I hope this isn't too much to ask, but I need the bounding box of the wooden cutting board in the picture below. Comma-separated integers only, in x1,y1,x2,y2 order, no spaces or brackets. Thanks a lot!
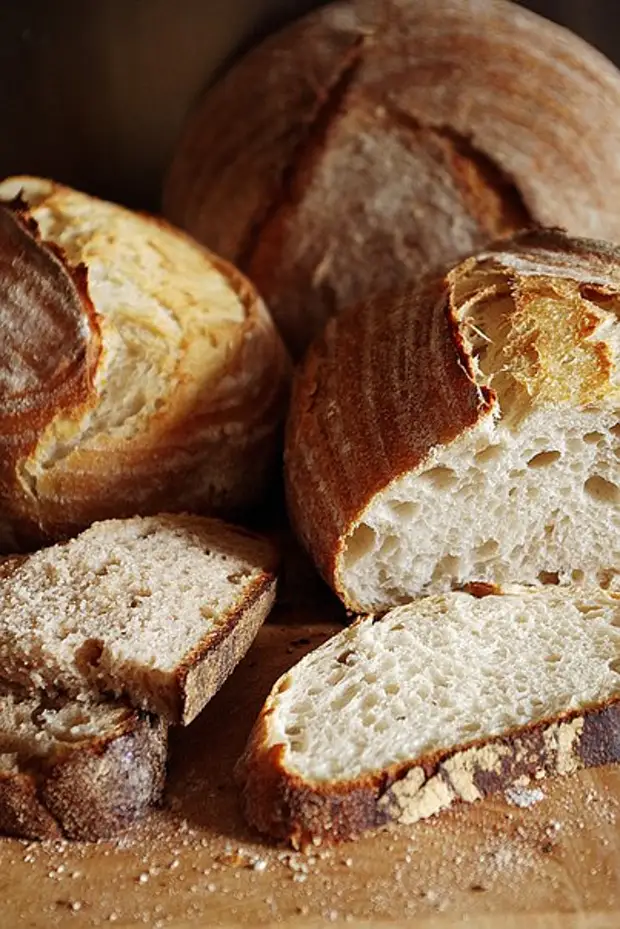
2,572,620,929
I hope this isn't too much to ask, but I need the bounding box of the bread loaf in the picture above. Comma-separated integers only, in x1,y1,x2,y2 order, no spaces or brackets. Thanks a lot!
286,229,620,612
0,176,289,551
164,0,620,357
237,585,620,846
0,688,166,841
0,514,278,724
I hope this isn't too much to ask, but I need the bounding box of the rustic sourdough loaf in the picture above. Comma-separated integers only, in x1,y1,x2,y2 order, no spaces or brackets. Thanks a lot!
0,514,278,725
0,176,289,552
0,688,167,840
286,229,620,613
237,585,620,846
164,0,620,356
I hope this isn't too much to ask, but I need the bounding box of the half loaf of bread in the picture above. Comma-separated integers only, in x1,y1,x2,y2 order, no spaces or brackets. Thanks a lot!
0,176,289,552
0,514,278,724
0,688,167,841
237,585,620,846
165,0,620,356
287,229,620,612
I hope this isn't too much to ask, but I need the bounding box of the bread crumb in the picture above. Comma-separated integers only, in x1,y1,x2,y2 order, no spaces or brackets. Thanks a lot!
505,786,545,808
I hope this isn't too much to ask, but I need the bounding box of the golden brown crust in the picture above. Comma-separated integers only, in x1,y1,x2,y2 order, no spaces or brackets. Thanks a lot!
0,711,167,841
285,228,620,609
237,693,620,847
0,180,290,552
164,0,620,356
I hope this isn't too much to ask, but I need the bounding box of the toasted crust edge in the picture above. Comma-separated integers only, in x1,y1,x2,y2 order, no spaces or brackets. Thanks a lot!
0,711,167,841
236,695,620,847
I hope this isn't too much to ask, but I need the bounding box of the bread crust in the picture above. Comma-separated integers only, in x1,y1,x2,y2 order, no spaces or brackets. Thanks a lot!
0,179,290,552
0,710,167,841
285,228,620,610
164,0,620,356
237,690,620,847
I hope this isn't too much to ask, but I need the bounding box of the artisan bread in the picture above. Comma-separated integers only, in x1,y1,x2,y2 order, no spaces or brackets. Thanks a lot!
287,229,620,613
237,585,620,846
0,688,166,840
0,514,278,724
0,176,289,552
164,0,620,356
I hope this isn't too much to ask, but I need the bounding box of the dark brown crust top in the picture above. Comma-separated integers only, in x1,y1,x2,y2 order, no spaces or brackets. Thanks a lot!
164,0,620,355
285,228,620,610
0,711,167,841
237,685,620,847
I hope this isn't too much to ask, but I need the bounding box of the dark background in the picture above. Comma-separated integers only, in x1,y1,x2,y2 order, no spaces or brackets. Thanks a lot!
0,1,616,208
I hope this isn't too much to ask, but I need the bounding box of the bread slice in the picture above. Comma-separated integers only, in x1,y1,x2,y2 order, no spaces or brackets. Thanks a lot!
0,688,167,841
237,584,620,846
0,515,278,725
164,0,620,357
286,229,620,613
0,175,289,552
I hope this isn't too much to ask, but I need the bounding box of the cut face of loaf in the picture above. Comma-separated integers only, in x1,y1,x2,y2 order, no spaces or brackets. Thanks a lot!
0,176,289,551
0,515,278,724
237,585,620,846
286,229,620,612
0,688,166,840
164,0,620,357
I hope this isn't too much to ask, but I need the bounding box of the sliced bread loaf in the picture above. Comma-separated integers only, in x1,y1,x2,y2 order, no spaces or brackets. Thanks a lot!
237,585,620,846
287,229,620,612
0,689,166,841
0,175,289,552
0,514,278,724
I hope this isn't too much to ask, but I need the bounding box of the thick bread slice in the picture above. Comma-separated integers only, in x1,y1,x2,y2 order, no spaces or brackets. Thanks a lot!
0,688,166,841
287,229,620,612
0,515,278,724
164,0,620,356
237,585,620,846
0,175,289,552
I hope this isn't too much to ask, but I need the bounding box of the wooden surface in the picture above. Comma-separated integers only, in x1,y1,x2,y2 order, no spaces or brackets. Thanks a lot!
3,573,620,929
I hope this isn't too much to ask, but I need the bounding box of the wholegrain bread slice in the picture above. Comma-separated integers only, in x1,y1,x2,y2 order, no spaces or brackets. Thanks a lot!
237,585,620,846
287,229,620,613
0,514,278,725
0,688,167,840
0,175,289,552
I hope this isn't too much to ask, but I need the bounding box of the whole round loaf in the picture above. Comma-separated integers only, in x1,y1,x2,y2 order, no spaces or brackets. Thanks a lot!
165,0,620,357
286,228,620,612
0,177,290,551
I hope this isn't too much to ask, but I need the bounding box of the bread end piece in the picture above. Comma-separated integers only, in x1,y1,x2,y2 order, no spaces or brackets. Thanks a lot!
0,710,167,841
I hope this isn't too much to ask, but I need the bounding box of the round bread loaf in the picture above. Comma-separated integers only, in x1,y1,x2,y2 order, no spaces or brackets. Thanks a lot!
164,0,620,357
0,176,290,551
286,229,620,612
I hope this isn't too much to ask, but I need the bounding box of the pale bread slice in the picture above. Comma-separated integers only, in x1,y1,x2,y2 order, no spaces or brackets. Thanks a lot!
237,585,620,846
0,514,278,724
0,687,166,841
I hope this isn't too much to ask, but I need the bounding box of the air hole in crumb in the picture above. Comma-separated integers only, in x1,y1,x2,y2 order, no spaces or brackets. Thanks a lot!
200,606,217,621
474,445,503,465
538,571,560,585
611,424,620,439
336,650,357,666
474,539,499,560
276,677,292,695
585,475,620,505
572,569,585,582
389,501,419,520
421,466,457,489
545,654,561,664
609,658,620,675
579,285,616,307
584,432,606,445
389,623,406,632
385,683,400,695
527,450,561,469
344,523,376,565
227,570,250,585
75,638,104,672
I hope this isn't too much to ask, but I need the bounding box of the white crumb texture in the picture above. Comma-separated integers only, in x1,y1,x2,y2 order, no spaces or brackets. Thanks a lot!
265,586,620,781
